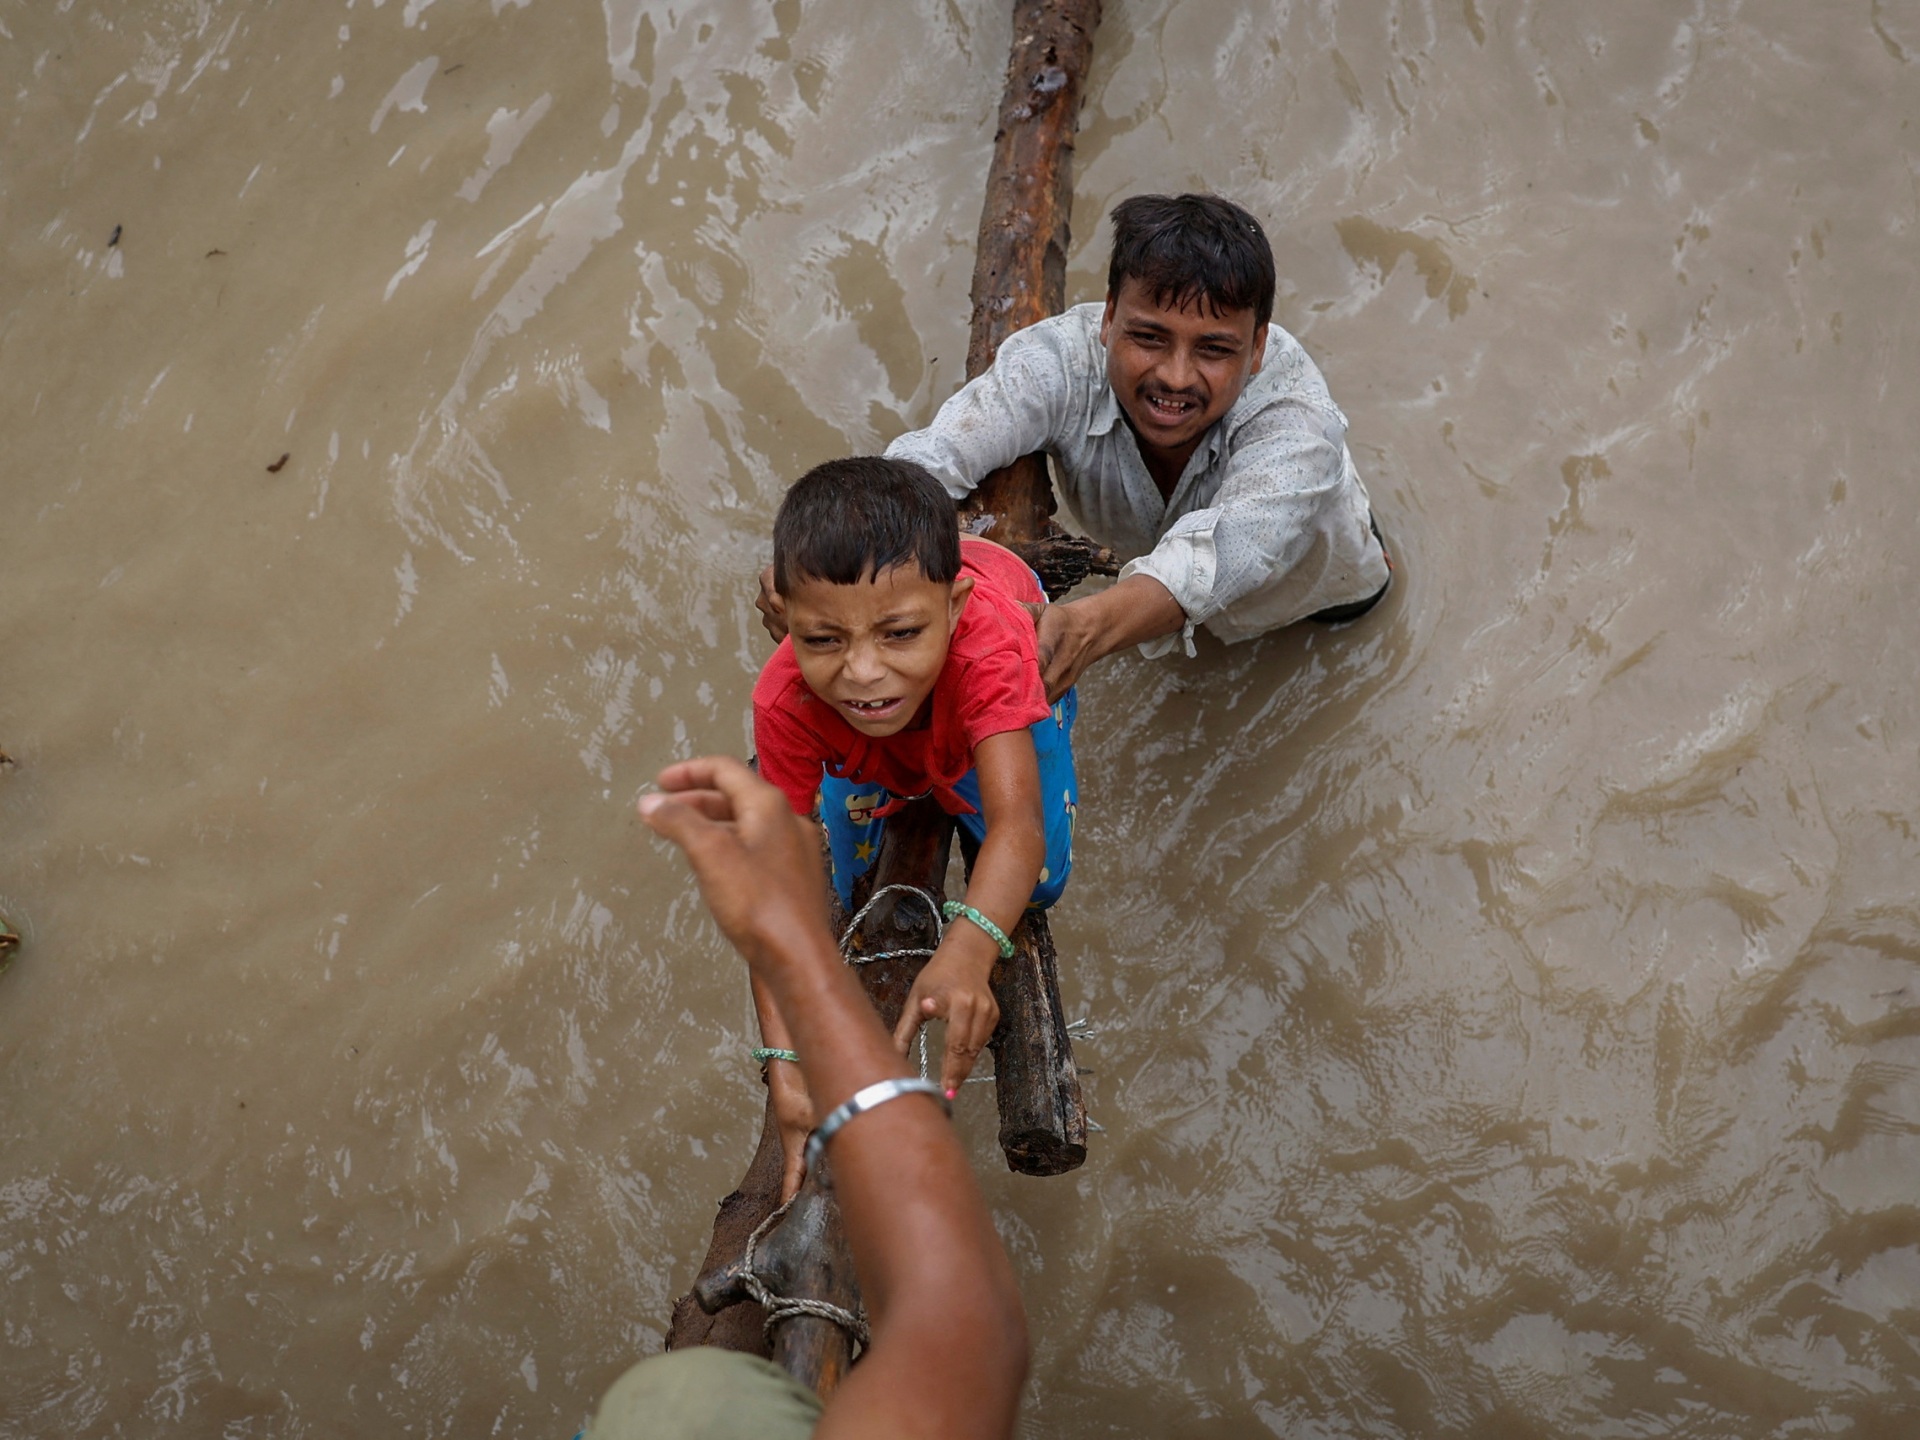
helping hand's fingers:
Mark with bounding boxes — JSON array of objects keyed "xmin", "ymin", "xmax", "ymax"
[
  {"xmin": 1039, "ymin": 652, "xmax": 1074, "ymax": 705},
  {"xmin": 638, "ymin": 787, "xmax": 735, "ymax": 825},
  {"xmin": 652, "ymin": 755, "xmax": 757, "ymax": 804},
  {"xmin": 649, "ymin": 757, "xmax": 797, "ymax": 842},
  {"xmin": 1034, "ymin": 606, "xmax": 1077, "ymax": 703},
  {"xmin": 635, "ymin": 787, "xmax": 728, "ymax": 851},
  {"xmin": 637, "ymin": 754, "xmax": 828, "ymax": 963}
]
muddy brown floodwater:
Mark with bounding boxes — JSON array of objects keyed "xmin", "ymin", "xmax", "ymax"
[{"xmin": 4, "ymin": 1, "xmax": 1919, "ymax": 1435}]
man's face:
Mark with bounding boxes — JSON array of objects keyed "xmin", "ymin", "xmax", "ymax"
[
  {"xmin": 1099, "ymin": 277, "xmax": 1268, "ymax": 469},
  {"xmin": 781, "ymin": 561, "xmax": 973, "ymax": 738}
]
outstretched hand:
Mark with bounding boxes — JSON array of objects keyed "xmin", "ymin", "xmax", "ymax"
[
  {"xmin": 892, "ymin": 949, "xmax": 1001, "ymax": 1096},
  {"xmin": 636, "ymin": 756, "xmax": 826, "ymax": 969},
  {"xmin": 1024, "ymin": 574, "xmax": 1189, "ymax": 701}
]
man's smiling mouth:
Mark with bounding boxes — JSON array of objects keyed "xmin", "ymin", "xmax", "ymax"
[{"xmin": 1143, "ymin": 391, "xmax": 1200, "ymax": 421}]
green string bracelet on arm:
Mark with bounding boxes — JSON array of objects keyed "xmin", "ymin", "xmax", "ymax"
[
  {"xmin": 940, "ymin": 900, "xmax": 1015, "ymax": 960},
  {"xmin": 751, "ymin": 1047, "xmax": 800, "ymax": 1068}
]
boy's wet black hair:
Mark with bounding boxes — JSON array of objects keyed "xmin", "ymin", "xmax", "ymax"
[
  {"xmin": 772, "ymin": 456, "xmax": 961, "ymax": 595},
  {"xmin": 1106, "ymin": 193, "xmax": 1276, "ymax": 329}
]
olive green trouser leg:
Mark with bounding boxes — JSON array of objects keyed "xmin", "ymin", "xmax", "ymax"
[{"xmin": 586, "ymin": 1347, "xmax": 824, "ymax": 1440}]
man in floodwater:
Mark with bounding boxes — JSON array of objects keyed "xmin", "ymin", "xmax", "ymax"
[{"xmin": 883, "ymin": 191, "xmax": 1393, "ymax": 699}]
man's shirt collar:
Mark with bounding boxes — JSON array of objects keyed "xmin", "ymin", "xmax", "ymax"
[{"xmin": 1088, "ymin": 367, "xmax": 1126, "ymax": 437}]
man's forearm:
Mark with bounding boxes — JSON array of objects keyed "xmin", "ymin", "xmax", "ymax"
[
  {"xmin": 637, "ymin": 757, "xmax": 1026, "ymax": 1436},
  {"xmin": 752, "ymin": 905, "xmax": 1027, "ymax": 1437},
  {"xmin": 1036, "ymin": 572, "xmax": 1188, "ymax": 699},
  {"xmin": 751, "ymin": 933, "xmax": 905, "ymax": 1108}
]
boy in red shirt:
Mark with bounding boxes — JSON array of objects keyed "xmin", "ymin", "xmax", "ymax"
[{"xmin": 752, "ymin": 456, "xmax": 1078, "ymax": 1196}]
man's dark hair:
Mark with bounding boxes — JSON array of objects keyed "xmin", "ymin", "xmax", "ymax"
[
  {"xmin": 1106, "ymin": 193, "xmax": 1276, "ymax": 329},
  {"xmin": 772, "ymin": 456, "xmax": 960, "ymax": 595}
]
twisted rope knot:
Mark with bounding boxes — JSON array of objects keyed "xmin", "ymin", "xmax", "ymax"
[
  {"xmin": 837, "ymin": 883, "xmax": 945, "ymax": 967},
  {"xmin": 739, "ymin": 1195, "xmax": 870, "ymax": 1350},
  {"xmin": 838, "ymin": 885, "xmax": 946, "ymax": 1078}
]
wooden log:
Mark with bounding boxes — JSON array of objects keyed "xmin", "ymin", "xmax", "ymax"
[
  {"xmin": 690, "ymin": 1158, "xmax": 861, "ymax": 1395},
  {"xmin": 961, "ymin": 0, "xmax": 1104, "ymax": 550},
  {"xmin": 995, "ymin": 523, "xmax": 1120, "ymax": 602},
  {"xmin": 665, "ymin": 1099, "xmax": 781, "ymax": 1357},
  {"xmin": 952, "ymin": 0, "xmax": 1101, "ymax": 1174},
  {"xmin": 989, "ymin": 909, "xmax": 1087, "ymax": 1174},
  {"xmin": 965, "ymin": 0, "xmax": 1103, "ymax": 380}
]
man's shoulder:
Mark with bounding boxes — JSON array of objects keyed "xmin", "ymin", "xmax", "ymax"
[
  {"xmin": 1224, "ymin": 323, "xmax": 1343, "ymax": 435},
  {"xmin": 999, "ymin": 302, "xmax": 1106, "ymax": 375}
]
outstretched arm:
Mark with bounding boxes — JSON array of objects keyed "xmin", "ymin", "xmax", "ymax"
[
  {"xmin": 891, "ymin": 728, "xmax": 1044, "ymax": 1093},
  {"xmin": 748, "ymin": 973, "xmax": 814, "ymax": 1202},
  {"xmin": 639, "ymin": 758, "xmax": 1028, "ymax": 1439},
  {"xmin": 1034, "ymin": 572, "xmax": 1188, "ymax": 700}
]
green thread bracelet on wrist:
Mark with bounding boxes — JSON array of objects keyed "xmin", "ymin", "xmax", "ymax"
[
  {"xmin": 941, "ymin": 900, "xmax": 1015, "ymax": 960},
  {"xmin": 751, "ymin": 1047, "xmax": 800, "ymax": 1067}
]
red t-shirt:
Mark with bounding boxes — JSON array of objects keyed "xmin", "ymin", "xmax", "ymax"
[{"xmin": 754, "ymin": 538, "xmax": 1049, "ymax": 817}]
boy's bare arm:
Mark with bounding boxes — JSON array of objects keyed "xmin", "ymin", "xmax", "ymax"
[
  {"xmin": 892, "ymin": 728, "xmax": 1046, "ymax": 1092},
  {"xmin": 637, "ymin": 758, "xmax": 1027, "ymax": 1437},
  {"xmin": 749, "ymin": 973, "xmax": 814, "ymax": 1201}
]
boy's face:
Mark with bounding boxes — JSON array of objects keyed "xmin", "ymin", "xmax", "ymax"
[
  {"xmin": 780, "ymin": 561, "xmax": 974, "ymax": 738},
  {"xmin": 1100, "ymin": 276, "xmax": 1268, "ymax": 469}
]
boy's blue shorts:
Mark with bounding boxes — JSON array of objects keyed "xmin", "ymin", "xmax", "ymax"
[{"xmin": 816, "ymin": 687, "xmax": 1078, "ymax": 914}]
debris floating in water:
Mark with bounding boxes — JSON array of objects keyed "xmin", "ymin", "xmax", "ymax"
[{"xmin": 266, "ymin": 453, "xmax": 290, "ymax": 473}]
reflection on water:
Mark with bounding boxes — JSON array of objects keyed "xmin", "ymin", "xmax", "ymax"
[{"xmin": 4, "ymin": 0, "xmax": 1918, "ymax": 1434}]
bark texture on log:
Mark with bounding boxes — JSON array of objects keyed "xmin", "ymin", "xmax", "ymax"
[
  {"xmin": 1002, "ymin": 526, "xmax": 1120, "ymax": 602},
  {"xmin": 989, "ymin": 908, "xmax": 1088, "ymax": 1174},
  {"xmin": 965, "ymin": 0, "xmax": 1103, "ymax": 380},
  {"xmin": 665, "ymin": 1103, "xmax": 782, "ymax": 1357},
  {"xmin": 961, "ymin": 0, "xmax": 1104, "ymax": 551}
]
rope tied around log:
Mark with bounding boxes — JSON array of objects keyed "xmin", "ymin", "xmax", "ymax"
[
  {"xmin": 739, "ymin": 1194, "xmax": 871, "ymax": 1351},
  {"xmin": 837, "ymin": 883, "xmax": 948, "ymax": 1079},
  {"xmin": 838, "ymin": 882, "xmax": 945, "ymax": 966}
]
